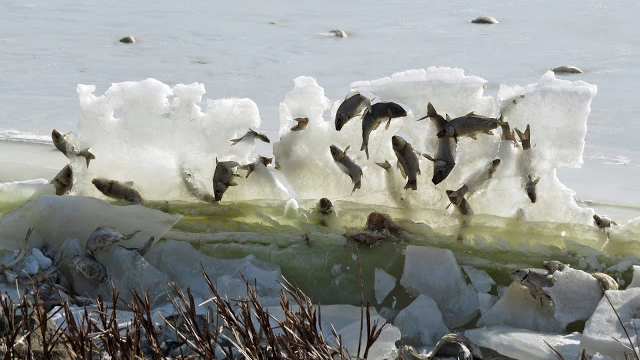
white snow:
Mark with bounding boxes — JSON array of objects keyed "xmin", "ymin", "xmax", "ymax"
[
  {"xmin": 543, "ymin": 267, "xmax": 603, "ymax": 329},
  {"xmin": 627, "ymin": 265, "xmax": 640, "ymax": 288}
]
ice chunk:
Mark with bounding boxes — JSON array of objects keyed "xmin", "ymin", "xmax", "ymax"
[
  {"xmin": 74, "ymin": 79, "xmax": 263, "ymax": 201},
  {"xmin": 400, "ymin": 245, "xmax": 479, "ymax": 327},
  {"xmin": 465, "ymin": 325, "xmax": 582, "ymax": 360},
  {"xmin": 393, "ymin": 294, "xmax": 450, "ymax": 346},
  {"xmin": 478, "ymin": 282, "xmax": 563, "ymax": 333},
  {"xmin": 543, "ymin": 267, "xmax": 603, "ymax": 329},
  {"xmin": 461, "ymin": 265, "xmax": 495, "ymax": 293},
  {"xmin": 627, "ymin": 265, "xmax": 640, "ymax": 288},
  {"xmin": 478, "ymin": 293, "xmax": 498, "ymax": 316},
  {"xmin": 145, "ymin": 239, "xmax": 283, "ymax": 306},
  {"xmin": 16, "ymin": 255, "xmax": 39, "ymax": 275},
  {"xmin": 582, "ymin": 288, "xmax": 640, "ymax": 359},
  {"xmin": 375, "ymin": 268, "xmax": 396, "ymax": 304},
  {"xmin": 31, "ymin": 248, "xmax": 52, "ymax": 269},
  {"xmin": 0, "ymin": 195, "xmax": 182, "ymax": 252},
  {"xmin": 337, "ymin": 315, "xmax": 401, "ymax": 360}
]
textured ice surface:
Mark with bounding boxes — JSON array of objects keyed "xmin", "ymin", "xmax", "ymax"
[
  {"xmin": 627, "ymin": 265, "xmax": 640, "ymax": 288},
  {"xmin": 393, "ymin": 294, "xmax": 450, "ymax": 346},
  {"xmin": 375, "ymin": 268, "xmax": 396, "ymax": 304},
  {"xmin": 461, "ymin": 265, "xmax": 495, "ymax": 293},
  {"xmin": 478, "ymin": 282, "xmax": 562, "ymax": 333},
  {"xmin": 400, "ymin": 245, "xmax": 479, "ymax": 327},
  {"xmin": 466, "ymin": 325, "xmax": 582, "ymax": 360},
  {"xmin": 337, "ymin": 315, "xmax": 401, "ymax": 360},
  {"xmin": 145, "ymin": 239, "xmax": 283, "ymax": 306},
  {"xmin": 0, "ymin": 195, "xmax": 181, "ymax": 252},
  {"xmin": 543, "ymin": 267, "xmax": 603, "ymax": 329},
  {"xmin": 582, "ymin": 288, "xmax": 640, "ymax": 359}
]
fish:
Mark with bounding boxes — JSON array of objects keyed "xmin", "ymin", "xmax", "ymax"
[
  {"xmin": 459, "ymin": 158, "xmax": 501, "ymax": 199},
  {"xmin": 525, "ymin": 174, "xmax": 540, "ymax": 203},
  {"xmin": 335, "ymin": 92, "xmax": 372, "ymax": 131},
  {"xmin": 51, "ymin": 129, "xmax": 95, "ymax": 167},
  {"xmin": 290, "ymin": 117, "xmax": 309, "ymax": 131},
  {"xmin": 230, "ymin": 128, "xmax": 270, "ymax": 145},
  {"xmin": 593, "ymin": 214, "xmax": 619, "ymax": 231},
  {"xmin": 240, "ymin": 156, "xmax": 273, "ymax": 178},
  {"xmin": 420, "ymin": 103, "xmax": 457, "ymax": 185},
  {"xmin": 542, "ymin": 260, "xmax": 566, "ymax": 273},
  {"xmin": 552, "ymin": 66, "xmax": 582, "ymax": 74},
  {"xmin": 360, "ymin": 102, "xmax": 407, "ymax": 159},
  {"xmin": 329, "ymin": 145, "xmax": 363, "ymax": 193},
  {"xmin": 510, "ymin": 268, "xmax": 556, "ymax": 300},
  {"xmin": 436, "ymin": 113, "xmax": 504, "ymax": 142},
  {"xmin": 446, "ymin": 189, "xmax": 473, "ymax": 216},
  {"xmin": 92, "ymin": 178, "xmax": 143, "ymax": 204},
  {"xmin": 391, "ymin": 135, "xmax": 420, "ymax": 190},
  {"xmin": 181, "ymin": 168, "xmax": 215, "ymax": 203},
  {"xmin": 72, "ymin": 255, "xmax": 108, "ymax": 283},
  {"xmin": 51, "ymin": 164, "xmax": 73, "ymax": 196},
  {"xmin": 213, "ymin": 158, "xmax": 241, "ymax": 201},
  {"xmin": 471, "ymin": 16, "xmax": 499, "ymax": 24},
  {"xmin": 515, "ymin": 124, "xmax": 531, "ymax": 150},
  {"xmin": 85, "ymin": 226, "xmax": 140, "ymax": 256}
]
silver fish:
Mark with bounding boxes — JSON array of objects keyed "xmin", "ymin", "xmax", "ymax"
[
  {"xmin": 213, "ymin": 158, "xmax": 241, "ymax": 201},
  {"xmin": 85, "ymin": 226, "xmax": 140, "ymax": 256},
  {"xmin": 431, "ymin": 333, "xmax": 483, "ymax": 360},
  {"xmin": 360, "ymin": 102, "xmax": 407, "ymax": 159},
  {"xmin": 335, "ymin": 92, "xmax": 372, "ymax": 131},
  {"xmin": 392, "ymin": 135, "xmax": 420, "ymax": 190},
  {"xmin": 542, "ymin": 260, "xmax": 566, "ymax": 273},
  {"xmin": 240, "ymin": 156, "xmax": 273, "ymax": 178},
  {"xmin": 290, "ymin": 117, "xmax": 309, "ymax": 131},
  {"xmin": 420, "ymin": 103, "xmax": 457, "ymax": 185},
  {"xmin": 525, "ymin": 174, "xmax": 540, "ymax": 203},
  {"xmin": 51, "ymin": 164, "xmax": 73, "ymax": 196},
  {"xmin": 446, "ymin": 189, "xmax": 473, "ymax": 216},
  {"xmin": 230, "ymin": 128, "xmax": 270, "ymax": 145},
  {"xmin": 329, "ymin": 145, "xmax": 363, "ymax": 193},
  {"xmin": 92, "ymin": 178, "xmax": 143, "ymax": 204},
  {"xmin": 72, "ymin": 255, "xmax": 108, "ymax": 283},
  {"xmin": 52, "ymin": 129, "xmax": 95, "ymax": 167},
  {"xmin": 181, "ymin": 168, "xmax": 215, "ymax": 203},
  {"xmin": 457, "ymin": 158, "xmax": 501, "ymax": 199},
  {"xmin": 510, "ymin": 268, "xmax": 556, "ymax": 300},
  {"xmin": 437, "ymin": 113, "xmax": 503, "ymax": 142},
  {"xmin": 592, "ymin": 272, "xmax": 618, "ymax": 291},
  {"xmin": 593, "ymin": 214, "xmax": 619, "ymax": 231}
]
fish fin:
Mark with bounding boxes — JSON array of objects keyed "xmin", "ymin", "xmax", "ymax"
[
  {"xmin": 469, "ymin": 134, "xmax": 477, "ymax": 140},
  {"xmin": 427, "ymin": 103, "xmax": 437, "ymax": 118},
  {"xmin": 445, "ymin": 114, "xmax": 452, "ymax": 122},
  {"xmin": 228, "ymin": 180, "xmax": 238, "ymax": 186},
  {"xmin": 534, "ymin": 176, "xmax": 541, "ymax": 184},
  {"xmin": 417, "ymin": 115, "xmax": 428, "ymax": 121},
  {"xmin": 422, "ymin": 153, "xmax": 435, "ymax": 162},
  {"xmin": 485, "ymin": 130, "xmax": 494, "ymax": 135},
  {"xmin": 465, "ymin": 111, "xmax": 475, "ymax": 116},
  {"xmin": 524, "ymin": 124, "xmax": 531, "ymax": 139},
  {"xmin": 216, "ymin": 157, "xmax": 219, "ymax": 164},
  {"xmin": 125, "ymin": 181, "xmax": 134, "ymax": 186},
  {"xmin": 365, "ymin": 146, "xmax": 369, "ymax": 160},
  {"xmin": 352, "ymin": 181, "xmax": 361, "ymax": 194},
  {"xmin": 611, "ymin": 220, "xmax": 620, "ymax": 226},
  {"xmin": 275, "ymin": 161, "xmax": 281, "ymax": 170},
  {"xmin": 385, "ymin": 119, "xmax": 391, "ymax": 130},
  {"xmin": 230, "ymin": 138, "xmax": 240, "ymax": 146},
  {"xmin": 343, "ymin": 145, "xmax": 350, "ymax": 154},
  {"xmin": 375, "ymin": 160, "xmax": 391, "ymax": 170},
  {"xmin": 372, "ymin": 121, "xmax": 381, "ymax": 131},
  {"xmin": 79, "ymin": 149, "xmax": 95, "ymax": 167},
  {"xmin": 436, "ymin": 130, "xmax": 446, "ymax": 138},
  {"xmin": 496, "ymin": 114, "xmax": 506, "ymax": 126},
  {"xmin": 398, "ymin": 164, "xmax": 407, "ymax": 179},
  {"xmin": 404, "ymin": 180, "xmax": 417, "ymax": 190}
]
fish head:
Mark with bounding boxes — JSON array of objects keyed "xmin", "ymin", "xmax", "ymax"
[
  {"xmin": 203, "ymin": 194, "xmax": 216, "ymax": 203},
  {"xmin": 593, "ymin": 214, "xmax": 603, "ymax": 227},
  {"xmin": 446, "ymin": 189, "xmax": 463, "ymax": 205},
  {"xmin": 317, "ymin": 197, "xmax": 333, "ymax": 214},
  {"xmin": 335, "ymin": 113, "xmax": 349, "ymax": 130},
  {"xmin": 61, "ymin": 164, "xmax": 73, "ymax": 180},
  {"xmin": 492, "ymin": 159, "xmax": 501, "ymax": 167},
  {"xmin": 510, "ymin": 269, "xmax": 528, "ymax": 282},
  {"xmin": 213, "ymin": 182, "xmax": 227, "ymax": 202},
  {"xmin": 432, "ymin": 160, "xmax": 452, "ymax": 185},
  {"xmin": 329, "ymin": 145, "xmax": 343, "ymax": 161},
  {"xmin": 256, "ymin": 132, "xmax": 270, "ymax": 143},
  {"xmin": 391, "ymin": 135, "xmax": 406, "ymax": 151},
  {"xmin": 260, "ymin": 156, "xmax": 273, "ymax": 166},
  {"xmin": 386, "ymin": 103, "xmax": 407, "ymax": 118},
  {"xmin": 91, "ymin": 178, "xmax": 108, "ymax": 192},
  {"xmin": 526, "ymin": 180, "xmax": 537, "ymax": 203},
  {"xmin": 51, "ymin": 129, "xmax": 63, "ymax": 143}
]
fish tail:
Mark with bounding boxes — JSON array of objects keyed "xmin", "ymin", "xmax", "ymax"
[
  {"xmin": 427, "ymin": 102, "xmax": 438, "ymax": 118},
  {"xmin": 404, "ymin": 180, "xmax": 417, "ymax": 190},
  {"xmin": 352, "ymin": 181, "xmax": 361, "ymax": 194},
  {"xmin": 79, "ymin": 149, "xmax": 95, "ymax": 167},
  {"xmin": 230, "ymin": 138, "xmax": 240, "ymax": 146}
]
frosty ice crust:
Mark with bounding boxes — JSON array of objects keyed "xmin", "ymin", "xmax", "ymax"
[{"xmin": 69, "ymin": 68, "xmax": 596, "ymax": 225}]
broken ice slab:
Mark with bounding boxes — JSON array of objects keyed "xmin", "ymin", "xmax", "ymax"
[
  {"xmin": 393, "ymin": 294, "xmax": 450, "ymax": 347},
  {"xmin": 0, "ymin": 195, "xmax": 182, "ymax": 252}
]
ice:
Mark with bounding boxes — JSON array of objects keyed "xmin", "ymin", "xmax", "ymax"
[
  {"xmin": 0, "ymin": 195, "xmax": 182, "ymax": 252},
  {"xmin": 478, "ymin": 293, "xmax": 499, "ymax": 316},
  {"xmin": 374, "ymin": 268, "xmax": 396, "ymax": 304},
  {"xmin": 400, "ymin": 245, "xmax": 479, "ymax": 327},
  {"xmin": 16, "ymin": 254, "xmax": 39, "ymax": 275},
  {"xmin": 478, "ymin": 282, "xmax": 563, "ymax": 333},
  {"xmin": 393, "ymin": 294, "xmax": 450, "ymax": 346},
  {"xmin": 626, "ymin": 265, "xmax": 640, "ymax": 288},
  {"xmin": 465, "ymin": 325, "xmax": 582, "ymax": 360},
  {"xmin": 74, "ymin": 79, "xmax": 264, "ymax": 201},
  {"xmin": 543, "ymin": 267, "xmax": 603, "ymax": 329},
  {"xmin": 145, "ymin": 239, "xmax": 283, "ymax": 306},
  {"xmin": 581, "ymin": 288, "xmax": 640, "ymax": 359},
  {"xmin": 31, "ymin": 248, "xmax": 52, "ymax": 269},
  {"xmin": 337, "ymin": 315, "xmax": 401, "ymax": 360},
  {"xmin": 461, "ymin": 265, "xmax": 495, "ymax": 293}
]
